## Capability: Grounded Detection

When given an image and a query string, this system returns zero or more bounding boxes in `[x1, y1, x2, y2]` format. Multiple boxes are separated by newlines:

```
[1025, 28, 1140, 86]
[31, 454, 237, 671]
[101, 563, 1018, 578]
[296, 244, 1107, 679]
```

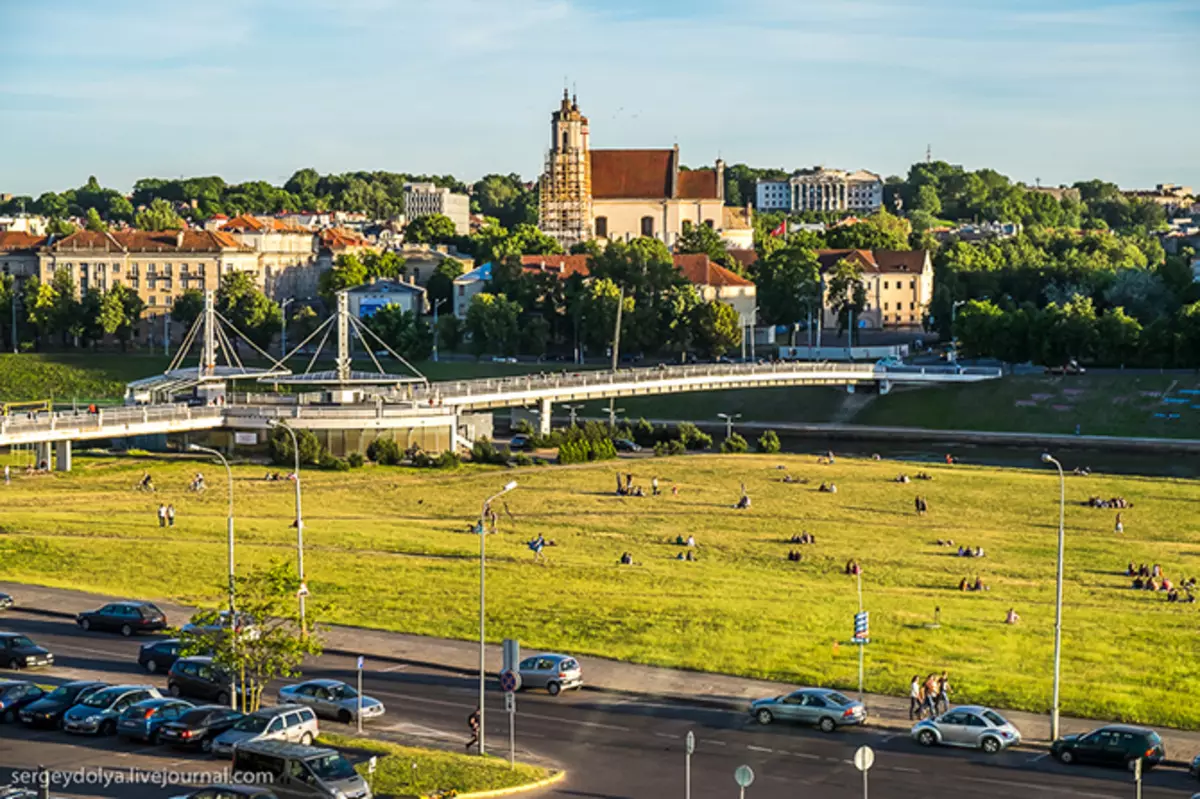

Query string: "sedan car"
[613, 439, 642, 452]
[911, 706, 1021, 753]
[1052, 725, 1165, 771]
[508, 434, 532, 451]
[76, 601, 167, 636]
[158, 705, 244, 753]
[517, 653, 583, 696]
[19, 680, 106, 728]
[277, 679, 385, 724]
[0, 592, 13, 611]
[138, 638, 183, 674]
[0, 633, 54, 670]
[750, 688, 867, 732]
[116, 697, 193, 743]
[62, 685, 161, 735]
[181, 611, 258, 642]
[0, 680, 45, 723]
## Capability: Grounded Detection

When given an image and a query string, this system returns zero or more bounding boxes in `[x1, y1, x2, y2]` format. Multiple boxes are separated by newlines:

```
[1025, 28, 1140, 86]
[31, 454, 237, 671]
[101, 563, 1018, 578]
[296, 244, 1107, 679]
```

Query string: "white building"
[756, 168, 883, 213]
[346, 278, 427, 319]
[453, 262, 492, 319]
[0, 215, 48, 236]
[403, 183, 470, 236]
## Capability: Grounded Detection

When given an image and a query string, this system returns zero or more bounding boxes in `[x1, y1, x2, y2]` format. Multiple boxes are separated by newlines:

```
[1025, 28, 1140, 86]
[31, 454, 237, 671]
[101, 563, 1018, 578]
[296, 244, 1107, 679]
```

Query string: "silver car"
[62, 685, 161, 735]
[517, 653, 583, 696]
[912, 705, 1021, 753]
[182, 611, 259, 642]
[211, 705, 318, 758]
[749, 688, 866, 733]
[277, 679, 385, 724]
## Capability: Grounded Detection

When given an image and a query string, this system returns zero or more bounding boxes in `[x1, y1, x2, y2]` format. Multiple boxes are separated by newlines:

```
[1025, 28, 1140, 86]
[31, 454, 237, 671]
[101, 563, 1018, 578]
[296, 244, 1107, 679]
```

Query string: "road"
[2, 609, 1198, 799]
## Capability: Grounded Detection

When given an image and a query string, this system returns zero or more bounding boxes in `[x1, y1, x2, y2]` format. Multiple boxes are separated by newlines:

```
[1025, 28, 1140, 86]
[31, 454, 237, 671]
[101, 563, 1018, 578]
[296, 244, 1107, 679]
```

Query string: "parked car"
[0, 633, 54, 670]
[277, 679, 385, 724]
[138, 638, 183, 674]
[18, 680, 106, 728]
[62, 684, 161, 735]
[232, 741, 368, 799]
[1191, 752, 1200, 779]
[0, 592, 13, 611]
[158, 705, 245, 753]
[750, 688, 867, 732]
[181, 611, 258, 642]
[911, 706, 1021, 753]
[613, 438, 642, 452]
[211, 705, 319, 758]
[76, 601, 168, 636]
[508, 434, 532, 451]
[168, 786, 277, 799]
[116, 697, 193, 743]
[0, 680, 45, 723]
[167, 656, 236, 705]
[1045, 359, 1086, 376]
[1051, 725, 1165, 771]
[517, 653, 583, 696]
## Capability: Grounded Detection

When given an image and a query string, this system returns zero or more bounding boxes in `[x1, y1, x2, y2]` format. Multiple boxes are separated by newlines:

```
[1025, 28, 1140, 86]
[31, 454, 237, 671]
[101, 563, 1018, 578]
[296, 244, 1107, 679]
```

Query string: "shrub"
[668, 439, 686, 456]
[634, 418, 655, 446]
[347, 452, 365, 468]
[513, 453, 533, 467]
[513, 419, 535, 436]
[472, 437, 508, 465]
[410, 449, 461, 469]
[653, 441, 669, 457]
[366, 438, 402, 466]
[268, 425, 324, 466]
[318, 452, 350, 471]
[721, 433, 749, 454]
[756, 430, 781, 454]
[435, 451, 461, 469]
[676, 422, 712, 451]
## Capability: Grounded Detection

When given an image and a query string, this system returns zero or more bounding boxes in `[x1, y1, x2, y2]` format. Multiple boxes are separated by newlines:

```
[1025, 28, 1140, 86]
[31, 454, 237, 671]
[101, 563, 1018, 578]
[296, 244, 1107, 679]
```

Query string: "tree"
[23, 277, 56, 349]
[1096, 306, 1142, 366]
[426, 257, 464, 309]
[753, 243, 821, 336]
[107, 284, 144, 349]
[268, 424, 324, 466]
[720, 433, 749, 453]
[677, 221, 735, 270]
[362, 250, 405, 280]
[577, 277, 634, 355]
[913, 184, 942, 216]
[84, 207, 108, 232]
[756, 430, 781, 453]
[691, 300, 742, 358]
[472, 174, 536, 228]
[106, 195, 135, 223]
[78, 288, 104, 347]
[364, 305, 432, 361]
[826, 258, 868, 335]
[46, 217, 77, 237]
[290, 305, 320, 346]
[404, 213, 458, 245]
[436, 313, 462, 352]
[465, 293, 522, 356]
[0, 275, 15, 351]
[216, 271, 283, 351]
[134, 198, 184, 231]
[171, 289, 205, 330]
[661, 283, 702, 361]
[317, 253, 368, 301]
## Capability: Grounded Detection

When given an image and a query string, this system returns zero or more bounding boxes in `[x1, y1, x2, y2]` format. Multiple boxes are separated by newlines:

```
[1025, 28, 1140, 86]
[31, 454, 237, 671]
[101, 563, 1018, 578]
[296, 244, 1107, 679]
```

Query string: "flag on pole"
[769, 221, 787, 237]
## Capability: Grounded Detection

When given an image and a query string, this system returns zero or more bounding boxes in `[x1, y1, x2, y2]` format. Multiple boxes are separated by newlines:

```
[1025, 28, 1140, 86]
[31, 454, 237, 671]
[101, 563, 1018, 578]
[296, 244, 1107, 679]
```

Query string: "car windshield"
[982, 710, 1007, 727]
[81, 688, 123, 708]
[178, 709, 213, 725]
[1148, 732, 1162, 744]
[47, 684, 94, 701]
[232, 715, 270, 733]
[8, 636, 35, 648]
[306, 754, 358, 782]
[825, 692, 852, 706]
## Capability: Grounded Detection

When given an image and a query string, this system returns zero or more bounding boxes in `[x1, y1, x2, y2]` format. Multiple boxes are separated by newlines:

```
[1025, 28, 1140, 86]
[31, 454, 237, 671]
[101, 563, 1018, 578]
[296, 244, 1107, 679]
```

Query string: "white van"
[232, 740, 371, 799]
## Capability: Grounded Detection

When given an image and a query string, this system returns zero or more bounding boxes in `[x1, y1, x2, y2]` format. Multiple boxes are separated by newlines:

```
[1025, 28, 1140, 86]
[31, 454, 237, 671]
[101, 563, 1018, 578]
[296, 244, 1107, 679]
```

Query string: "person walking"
[166, 504, 176, 528]
[1114, 512, 1124, 534]
[465, 706, 481, 752]
[157, 504, 167, 528]
[908, 675, 922, 720]
[3, 464, 9, 485]
[652, 476, 660, 496]
[923, 673, 939, 717]
[936, 671, 951, 714]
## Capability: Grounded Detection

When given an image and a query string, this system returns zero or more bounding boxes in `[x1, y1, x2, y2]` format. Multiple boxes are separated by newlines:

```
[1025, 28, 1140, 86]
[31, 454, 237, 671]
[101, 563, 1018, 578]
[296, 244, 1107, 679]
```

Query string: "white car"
[210, 705, 318, 757]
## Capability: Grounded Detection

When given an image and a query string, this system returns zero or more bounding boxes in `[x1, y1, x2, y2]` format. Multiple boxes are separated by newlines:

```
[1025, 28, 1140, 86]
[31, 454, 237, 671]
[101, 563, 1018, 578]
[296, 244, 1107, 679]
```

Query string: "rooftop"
[815, 249, 930, 275]
[47, 229, 251, 254]
[0, 231, 47, 253]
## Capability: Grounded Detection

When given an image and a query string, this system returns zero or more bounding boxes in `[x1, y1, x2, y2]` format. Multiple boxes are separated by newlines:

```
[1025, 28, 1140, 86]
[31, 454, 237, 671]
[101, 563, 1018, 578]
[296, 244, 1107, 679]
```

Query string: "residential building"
[1123, 183, 1195, 210]
[815, 249, 933, 330]
[537, 91, 726, 248]
[453, 262, 493, 319]
[404, 182, 470, 236]
[0, 215, 48, 236]
[930, 221, 1022, 242]
[756, 168, 883, 213]
[1021, 184, 1081, 203]
[393, 243, 474, 286]
[315, 227, 376, 275]
[220, 214, 320, 300]
[0, 231, 46, 279]
[346, 277, 427, 319]
[720, 205, 755, 250]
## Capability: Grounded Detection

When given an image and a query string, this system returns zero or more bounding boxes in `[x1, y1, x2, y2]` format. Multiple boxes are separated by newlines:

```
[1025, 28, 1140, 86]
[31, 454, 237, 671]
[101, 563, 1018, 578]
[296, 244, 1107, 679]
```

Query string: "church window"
[640, 216, 654, 237]
[595, 217, 608, 238]
[561, 131, 568, 151]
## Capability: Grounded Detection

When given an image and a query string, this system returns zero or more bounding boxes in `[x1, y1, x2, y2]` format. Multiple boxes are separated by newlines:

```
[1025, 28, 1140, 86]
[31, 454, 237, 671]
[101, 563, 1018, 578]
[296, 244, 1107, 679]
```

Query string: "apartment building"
[815, 249, 933, 329]
[0, 231, 46, 279]
[220, 214, 321, 299]
[756, 168, 883, 213]
[404, 182, 471, 236]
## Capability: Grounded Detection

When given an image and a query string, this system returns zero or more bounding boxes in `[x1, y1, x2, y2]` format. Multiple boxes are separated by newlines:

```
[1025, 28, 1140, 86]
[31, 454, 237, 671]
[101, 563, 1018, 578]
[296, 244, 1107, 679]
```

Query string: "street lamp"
[478, 480, 518, 756]
[280, 299, 294, 359]
[432, 299, 449, 363]
[564, 404, 585, 427]
[268, 420, 306, 637]
[607, 402, 625, 430]
[717, 412, 742, 441]
[1041, 452, 1066, 741]
[188, 442, 237, 711]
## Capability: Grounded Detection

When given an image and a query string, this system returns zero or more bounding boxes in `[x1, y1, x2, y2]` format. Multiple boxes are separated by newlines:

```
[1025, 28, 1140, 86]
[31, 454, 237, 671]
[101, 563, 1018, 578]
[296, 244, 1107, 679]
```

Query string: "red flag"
[769, 221, 786, 237]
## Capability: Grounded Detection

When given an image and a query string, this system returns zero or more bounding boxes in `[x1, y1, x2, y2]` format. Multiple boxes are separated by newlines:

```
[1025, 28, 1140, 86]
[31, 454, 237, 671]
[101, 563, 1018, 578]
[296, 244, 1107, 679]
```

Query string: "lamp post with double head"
[268, 420, 306, 637]
[1041, 452, 1066, 741]
[478, 480, 518, 756]
[717, 412, 742, 441]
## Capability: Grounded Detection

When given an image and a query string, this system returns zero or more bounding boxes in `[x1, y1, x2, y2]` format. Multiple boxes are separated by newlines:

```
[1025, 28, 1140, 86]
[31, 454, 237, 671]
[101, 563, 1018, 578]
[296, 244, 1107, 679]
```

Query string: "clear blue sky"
[1, 0, 1196, 196]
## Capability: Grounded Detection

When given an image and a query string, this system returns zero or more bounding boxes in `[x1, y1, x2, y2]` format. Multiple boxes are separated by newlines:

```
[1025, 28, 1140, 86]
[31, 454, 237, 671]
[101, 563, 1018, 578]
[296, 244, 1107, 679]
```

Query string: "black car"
[158, 705, 244, 752]
[0, 633, 54, 670]
[18, 680, 106, 728]
[175, 786, 276, 799]
[168, 656, 235, 705]
[76, 601, 167, 636]
[138, 638, 182, 674]
[0, 680, 45, 723]
[0, 593, 13, 611]
[1052, 725, 1165, 771]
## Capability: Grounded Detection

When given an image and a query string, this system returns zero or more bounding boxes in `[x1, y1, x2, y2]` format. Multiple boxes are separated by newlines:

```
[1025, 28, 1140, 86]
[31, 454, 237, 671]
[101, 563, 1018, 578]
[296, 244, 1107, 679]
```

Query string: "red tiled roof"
[520, 254, 591, 278]
[816, 249, 930, 274]
[0, 231, 47, 253]
[48, 229, 253, 253]
[673, 254, 754, 287]
[726, 248, 759, 269]
[318, 227, 369, 250]
[678, 169, 720, 200]
[223, 214, 310, 233]
[590, 149, 674, 199]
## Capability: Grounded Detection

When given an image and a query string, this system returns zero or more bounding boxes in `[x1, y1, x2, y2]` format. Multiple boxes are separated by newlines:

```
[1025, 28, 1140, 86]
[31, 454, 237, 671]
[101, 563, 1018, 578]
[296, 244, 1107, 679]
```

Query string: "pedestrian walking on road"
[923, 673, 939, 717]
[465, 706, 481, 752]
[166, 504, 176, 527]
[157, 504, 167, 528]
[908, 675, 922, 720]
[936, 671, 951, 714]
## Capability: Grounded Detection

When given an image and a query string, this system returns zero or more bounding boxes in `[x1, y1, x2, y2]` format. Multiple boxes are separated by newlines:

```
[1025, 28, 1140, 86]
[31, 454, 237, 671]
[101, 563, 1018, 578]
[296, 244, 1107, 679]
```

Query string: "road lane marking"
[892, 766, 919, 773]
[747, 745, 773, 753]
[1027, 753, 1048, 763]
[381, 664, 407, 672]
[654, 733, 676, 739]
[790, 753, 820, 760]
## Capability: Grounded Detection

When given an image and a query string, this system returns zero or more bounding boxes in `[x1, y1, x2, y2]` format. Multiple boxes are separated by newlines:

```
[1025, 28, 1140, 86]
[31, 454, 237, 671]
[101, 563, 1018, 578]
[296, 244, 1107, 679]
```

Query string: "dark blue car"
[116, 698, 193, 743]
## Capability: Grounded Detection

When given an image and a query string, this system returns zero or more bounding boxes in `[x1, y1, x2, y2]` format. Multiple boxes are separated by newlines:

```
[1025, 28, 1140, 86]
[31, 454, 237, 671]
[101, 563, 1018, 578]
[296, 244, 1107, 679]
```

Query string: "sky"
[1, 0, 1197, 197]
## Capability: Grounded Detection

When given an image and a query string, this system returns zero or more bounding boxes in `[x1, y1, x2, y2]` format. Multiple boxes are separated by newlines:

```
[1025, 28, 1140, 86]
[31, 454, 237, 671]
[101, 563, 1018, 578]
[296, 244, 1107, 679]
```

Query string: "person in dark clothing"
[466, 706, 481, 751]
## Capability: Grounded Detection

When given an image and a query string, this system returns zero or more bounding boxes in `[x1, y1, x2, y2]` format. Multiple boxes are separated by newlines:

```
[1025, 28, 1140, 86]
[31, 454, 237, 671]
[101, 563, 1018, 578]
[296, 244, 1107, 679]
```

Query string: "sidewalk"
[7, 580, 1200, 765]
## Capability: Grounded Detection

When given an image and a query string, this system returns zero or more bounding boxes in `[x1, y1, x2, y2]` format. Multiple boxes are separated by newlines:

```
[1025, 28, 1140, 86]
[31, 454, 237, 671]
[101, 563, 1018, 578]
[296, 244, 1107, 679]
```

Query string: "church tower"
[538, 90, 592, 248]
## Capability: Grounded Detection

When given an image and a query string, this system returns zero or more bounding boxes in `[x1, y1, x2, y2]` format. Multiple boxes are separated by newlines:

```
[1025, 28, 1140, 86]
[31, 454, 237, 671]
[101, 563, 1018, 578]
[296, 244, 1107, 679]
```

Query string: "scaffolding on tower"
[538, 91, 592, 249]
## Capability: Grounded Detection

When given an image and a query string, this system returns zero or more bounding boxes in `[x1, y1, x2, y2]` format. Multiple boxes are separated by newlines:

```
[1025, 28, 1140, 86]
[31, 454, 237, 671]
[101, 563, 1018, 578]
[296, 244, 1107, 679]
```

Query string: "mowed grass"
[2, 454, 1200, 728]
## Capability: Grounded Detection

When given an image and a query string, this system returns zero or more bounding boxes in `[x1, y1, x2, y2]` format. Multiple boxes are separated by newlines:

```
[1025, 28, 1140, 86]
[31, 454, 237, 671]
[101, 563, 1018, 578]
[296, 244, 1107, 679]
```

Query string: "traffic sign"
[356, 655, 364, 671]
[297, 582, 309, 597]
[499, 669, 521, 693]
[854, 745, 875, 772]
[685, 730, 695, 755]
[367, 756, 377, 774]
[504, 691, 515, 713]
[853, 611, 870, 644]
[733, 765, 754, 788]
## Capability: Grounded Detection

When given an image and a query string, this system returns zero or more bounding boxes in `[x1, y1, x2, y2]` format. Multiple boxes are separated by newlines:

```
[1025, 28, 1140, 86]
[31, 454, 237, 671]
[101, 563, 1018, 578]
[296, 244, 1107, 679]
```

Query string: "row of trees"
[0, 271, 143, 351]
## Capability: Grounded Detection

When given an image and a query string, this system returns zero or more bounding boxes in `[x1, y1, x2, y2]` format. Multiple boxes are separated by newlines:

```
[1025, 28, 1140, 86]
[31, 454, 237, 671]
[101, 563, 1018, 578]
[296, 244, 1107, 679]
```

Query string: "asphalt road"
[1, 609, 1198, 799]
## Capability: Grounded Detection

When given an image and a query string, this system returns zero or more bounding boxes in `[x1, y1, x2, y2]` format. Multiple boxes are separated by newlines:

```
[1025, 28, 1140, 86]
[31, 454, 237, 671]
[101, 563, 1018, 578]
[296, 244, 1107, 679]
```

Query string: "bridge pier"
[54, 440, 72, 472]
[538, 399, 552, 436]
[34, 442, 51, 470]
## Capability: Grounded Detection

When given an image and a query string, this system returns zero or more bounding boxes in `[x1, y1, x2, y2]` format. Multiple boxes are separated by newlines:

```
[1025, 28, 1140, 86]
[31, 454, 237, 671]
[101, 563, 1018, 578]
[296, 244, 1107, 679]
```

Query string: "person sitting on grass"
[675, 535, 686, 546]
[959, 577, 969, 591]
[1146, 577, 1159, 591]
[619, 552, 634, 566]
[736, 492, 751, 510]
[972, 576, 986, 592]
[974, 546, 985, 558]
[685, 550, 696, 562]
[1126, 562, 1136, 577]
[790, 534, 802, 544]
[1161, 577, 1174, 592]
[1005, 607, 1020, 624]
[686, 535, 696, 548]
[1167, 587, 1180, 602]
[1132, 576, 1145, 589]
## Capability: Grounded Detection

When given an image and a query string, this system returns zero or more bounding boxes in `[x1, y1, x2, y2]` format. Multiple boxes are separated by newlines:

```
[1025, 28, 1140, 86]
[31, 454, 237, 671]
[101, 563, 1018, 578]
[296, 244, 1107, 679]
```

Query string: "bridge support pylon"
[54, 440, 72, 472]
[34, 442, 51, 470]
[538, 399, 553, 436]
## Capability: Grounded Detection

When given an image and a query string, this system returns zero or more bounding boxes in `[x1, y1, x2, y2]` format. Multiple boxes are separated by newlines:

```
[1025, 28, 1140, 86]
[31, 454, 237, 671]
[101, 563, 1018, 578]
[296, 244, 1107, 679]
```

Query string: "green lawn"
[2, 453, 1199, 729]
[318, 732, 553, 798]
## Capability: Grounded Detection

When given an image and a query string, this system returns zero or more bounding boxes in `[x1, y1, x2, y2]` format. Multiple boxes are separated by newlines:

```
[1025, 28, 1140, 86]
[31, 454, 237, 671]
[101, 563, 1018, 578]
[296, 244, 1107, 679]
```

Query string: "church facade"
[538, 92, 725, 249]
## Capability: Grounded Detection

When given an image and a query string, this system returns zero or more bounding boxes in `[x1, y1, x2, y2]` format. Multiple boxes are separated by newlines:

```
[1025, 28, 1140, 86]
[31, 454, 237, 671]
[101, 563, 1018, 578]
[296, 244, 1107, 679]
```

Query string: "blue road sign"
[853, 611, 869, 643]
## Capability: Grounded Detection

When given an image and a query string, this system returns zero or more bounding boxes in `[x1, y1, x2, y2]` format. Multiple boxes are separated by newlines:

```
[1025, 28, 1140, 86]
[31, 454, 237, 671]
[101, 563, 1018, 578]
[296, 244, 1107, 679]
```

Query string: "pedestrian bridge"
[0, 361, 1002, 465]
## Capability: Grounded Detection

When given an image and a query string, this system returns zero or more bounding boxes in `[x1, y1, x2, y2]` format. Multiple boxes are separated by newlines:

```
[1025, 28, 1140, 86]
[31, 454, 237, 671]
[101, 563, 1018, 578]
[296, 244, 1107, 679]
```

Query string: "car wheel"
[818, 717, 837, 734]
[981, 736, 1001, 754]
[337, 709, 352, 724]
[1058, 750, 1074, 765]
[917, 729, 937, 747]
[547, 682, 562, 697]
[5, 658, 18, 670]
[145, 659, 158, 674]
[168, 683, 182, 697]
[120, 624, 133, 637]
[755, 709, 773, 725]
[216, 691, 229, 706]
[80, 619, 91, 631]
[299, 732, 313, 745]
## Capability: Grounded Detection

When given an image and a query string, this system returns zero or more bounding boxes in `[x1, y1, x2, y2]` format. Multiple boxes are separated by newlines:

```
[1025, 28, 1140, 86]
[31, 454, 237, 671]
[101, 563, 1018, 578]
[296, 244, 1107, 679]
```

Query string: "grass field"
[2, 453, 1199, 729]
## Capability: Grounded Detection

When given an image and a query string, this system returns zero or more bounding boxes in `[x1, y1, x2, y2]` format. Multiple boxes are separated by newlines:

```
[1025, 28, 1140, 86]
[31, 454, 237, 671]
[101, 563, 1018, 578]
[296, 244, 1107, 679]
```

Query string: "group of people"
[844, 559, 862, 576]
[817, 451, 836, 465]
[780, 473, 808, 484]
[1086, 495, 1132, 509]
[817, 482, 838, 493]
[956, 545, 986, 558]
[908, 672, 951, 719]
[527, 534, 553, 561]
[957, 576, 988, 592]
[786, 550, 804, 562]
[673, 535, 697, 547]
[262, 471, 296, 482]
[616, 473, 668, 497]
[189, 473, 206, 492]
[914, 496, 929, 515]
[789, 532, 816, 545]
[155, 503, 177, 527]
[1127, 562, 1195, 599]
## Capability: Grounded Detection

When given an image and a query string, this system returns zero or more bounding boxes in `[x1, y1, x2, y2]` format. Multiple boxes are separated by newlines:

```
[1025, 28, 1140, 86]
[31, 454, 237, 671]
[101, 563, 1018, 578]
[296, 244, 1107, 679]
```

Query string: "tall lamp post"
[280, 299, 294, 360]
[1041, 452, 1066, 741]
[432, 299, 448, 363]
[268, 420, 306, 637]
[564, 404, 585, 427]
[717, 412, 742, 441]
[188, 444, 236, 619]
[478, 480, 519, 756]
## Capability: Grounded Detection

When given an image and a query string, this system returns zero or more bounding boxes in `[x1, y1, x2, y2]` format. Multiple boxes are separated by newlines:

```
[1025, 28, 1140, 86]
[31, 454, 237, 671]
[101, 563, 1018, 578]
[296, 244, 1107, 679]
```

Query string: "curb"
[436, 770, 566, 799]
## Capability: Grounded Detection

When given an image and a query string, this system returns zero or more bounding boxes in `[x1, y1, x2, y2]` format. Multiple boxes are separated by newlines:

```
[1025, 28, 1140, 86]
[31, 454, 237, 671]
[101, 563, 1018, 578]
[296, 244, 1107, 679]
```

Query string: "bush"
[676, 422, 712, 451]
[513, 453, 534, 467]
[653, 441, 669, 457]
[268, 425, 324, 466]
[721, 433, 749, 454]
[471, 437, 508, 465]
[347, 452, 365, 468]
[756, 430, 781, 454]
[318, 452, 350, 471]
[410, 449, 461, 469]
[513, 419, 535, 436]
[633, 418, 655, 446]
[366, 438, 402, 466]
[435, 451, 461, 469]
[668, 439, 686, 456]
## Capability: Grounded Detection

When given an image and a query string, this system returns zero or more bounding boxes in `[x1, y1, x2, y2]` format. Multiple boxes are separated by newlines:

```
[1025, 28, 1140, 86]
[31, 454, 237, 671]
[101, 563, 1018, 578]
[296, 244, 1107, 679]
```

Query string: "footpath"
[7, 581, 1200, 766]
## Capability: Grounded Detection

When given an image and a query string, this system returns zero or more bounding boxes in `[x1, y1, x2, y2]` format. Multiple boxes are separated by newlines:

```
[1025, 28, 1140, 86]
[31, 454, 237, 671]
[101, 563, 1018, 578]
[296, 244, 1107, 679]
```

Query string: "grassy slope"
[2, 454, 1199, 728]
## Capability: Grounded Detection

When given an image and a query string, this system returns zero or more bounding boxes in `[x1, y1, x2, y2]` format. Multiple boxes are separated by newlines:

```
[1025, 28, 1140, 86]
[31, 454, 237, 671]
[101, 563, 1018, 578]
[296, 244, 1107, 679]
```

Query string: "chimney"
[716, 158, 726, 203]
[175, 230, 185, 248]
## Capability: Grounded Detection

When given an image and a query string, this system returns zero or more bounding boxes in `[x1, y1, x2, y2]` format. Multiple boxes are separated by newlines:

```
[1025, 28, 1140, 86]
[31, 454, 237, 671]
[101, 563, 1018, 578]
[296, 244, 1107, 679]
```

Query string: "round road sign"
[854, 745, 875, 772]
[499, 669, 521, 693]
[733, 765, 755, 788]
[686, 731, 695, 755]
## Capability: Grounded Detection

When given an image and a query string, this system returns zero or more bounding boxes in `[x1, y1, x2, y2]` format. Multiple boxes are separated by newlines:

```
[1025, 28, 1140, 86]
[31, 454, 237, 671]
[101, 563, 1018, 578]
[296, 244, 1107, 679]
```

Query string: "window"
[457, 285, 465, 297]
[883, 281, 889, 290]
[640, 216, 654, 237]
[561, 131, 568, 151]
[883, 302, 889, 310]
[594, 216, 608, 238]
[910, 279, 916, 289]
[910, 302, 915, 310]
[703, 219, 714, 228]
